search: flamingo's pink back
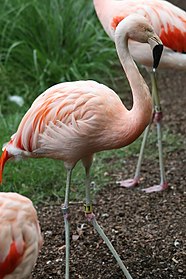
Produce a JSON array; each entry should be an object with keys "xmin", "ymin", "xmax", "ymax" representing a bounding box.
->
[
  {"xmin": 0, "ymin": 192, "xmax": 42, "ymax": 279},
  {"xmin": 93, "ymin": 0, "xmax": 186, "ymax": 67},
  {"xmin": 4, "ymin": 81, "xmax": 133, "ymax": 166}
]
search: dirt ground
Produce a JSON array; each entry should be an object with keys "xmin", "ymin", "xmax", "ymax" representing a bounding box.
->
[{"xmin": 32, "ymin": 1, "xmax": 186, "ymax": 278}]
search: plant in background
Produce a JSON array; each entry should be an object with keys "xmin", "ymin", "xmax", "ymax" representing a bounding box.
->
[{"xmin": 0, "ymin": 0, "xmax": 121, "ymax": 112}]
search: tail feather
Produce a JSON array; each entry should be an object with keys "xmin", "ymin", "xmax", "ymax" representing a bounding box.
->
[{"xmin": 0, "ymin": 149, "xmax": 9, "ymax": 184}]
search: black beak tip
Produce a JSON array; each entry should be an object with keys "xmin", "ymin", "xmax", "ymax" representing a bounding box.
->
[{"xmin": 153, "ymin": 44, "xmax": 163, "ymax": 69}]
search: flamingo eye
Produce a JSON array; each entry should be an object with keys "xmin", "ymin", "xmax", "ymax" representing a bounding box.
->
[{"xmin": 146, "ymin": 27, "xmax": 153, "ymax": 33}]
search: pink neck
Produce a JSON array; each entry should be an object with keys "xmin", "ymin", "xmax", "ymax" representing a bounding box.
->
[{"xmin": 114, "ymin": 19, "xmax": 153, "ymax": 145}]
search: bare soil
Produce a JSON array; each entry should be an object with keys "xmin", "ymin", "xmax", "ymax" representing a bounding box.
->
[{"xmin": 32, "ymin": 1, "xmax": 186, "ymax": 278}]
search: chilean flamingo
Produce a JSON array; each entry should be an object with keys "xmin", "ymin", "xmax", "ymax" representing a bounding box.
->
[
  {"xmin": 93, "ymin": 0, "xmax": 186, "ymax": 193},
  {"xmin": 0, "ymin": 192, "xmax": 42, "ymax": 279},
  {"xmin": 0, "ymin": 15, "xmax": 163, "ymax": 279}
]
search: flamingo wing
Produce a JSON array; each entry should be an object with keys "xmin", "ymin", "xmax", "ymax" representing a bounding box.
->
[
  {"xmin": 0, "ymin": 242, "xmax": 25, "ymax": 278},
  {"xmin": 100, "ymin": 0, "xmax": 186, "ymax": 53},
  {"xmin": 6, "ymin": 81, "xmax": 123, "ymax": 163},
  {"xmin": 10, "ymin": 81, "xmax": 97, "ymax": 153}
]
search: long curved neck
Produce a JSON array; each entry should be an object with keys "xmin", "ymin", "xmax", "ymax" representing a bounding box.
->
[{"xmin": 115, "ymin": 21, "xmax": 153, "ymax": 143}]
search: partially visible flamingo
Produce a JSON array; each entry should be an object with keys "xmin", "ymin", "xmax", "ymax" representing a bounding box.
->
[
  {"xmin": 0, "ymin": 15, "xmax": 163, "ymax": 279},
  {"xmin": 93, "ymin": 0, "xmax": 186, "ymax": 193},
  {"xmin": 0, "ymin": 192, "xmax": 42, "ymax": 279}
]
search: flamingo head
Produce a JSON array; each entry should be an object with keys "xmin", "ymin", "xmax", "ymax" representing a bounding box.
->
[{"xmin": 115, "ymin": 14, "xmax": 164, "ymax": 69}]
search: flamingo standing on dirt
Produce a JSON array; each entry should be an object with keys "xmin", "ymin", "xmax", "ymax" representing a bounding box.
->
[
  {"xmin": 93, "ymin": 0, "xmax": 186, "ymax": 193},
  {"xmin": 0, "ymin": 15, "xmax": 163, "ymax": 279},
  {"xmin": 0, "ymin": 192, "xmax": 42, "ymax": 279}
]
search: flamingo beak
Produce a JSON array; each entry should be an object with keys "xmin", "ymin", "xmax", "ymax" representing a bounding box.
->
[
  {"xmin": 0, "ymin": 149, "xmax": 9, "ymax": 184},
  {"xmin": 148, "ymin": 36, "xmax": 163, "ymax": 70}
]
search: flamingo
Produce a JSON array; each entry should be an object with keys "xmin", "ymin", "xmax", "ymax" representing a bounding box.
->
[
  {"xmin": 0, "ymin": 192, "xmax": 42, "ymax": 279},
  {"xmin": 0, "ymin": 15, "xmax": 163, "ymax": 279},
  {"xmin": 93, "ymin": 0, "xmax": 186, "ymax": 193}
]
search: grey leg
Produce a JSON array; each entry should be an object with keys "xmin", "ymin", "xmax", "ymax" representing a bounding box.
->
[
  {"xmin": 62, "ymin": 168, "xmax": 72, "ymax": 279},
  {"xmin": 84, "ymin": 166, "xmax": 133, "ymax": 279},
  {"xmin": 119, "ymin": 122, "xmax": 152, "ymax": 188},
  {"xmin": 119, "ymin": 71, "xmax": 168, "ymax": 192},
  {"xmin": 142, "ymin": 71, "xmax": 168, "ymax": 192}
]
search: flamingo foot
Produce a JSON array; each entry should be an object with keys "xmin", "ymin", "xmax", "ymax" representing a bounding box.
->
[
  {"xmin": 118, "ymin": 176, "xmax": 140, "ymax": 188},
  {"xmin": 142, "ymin": 182, "xmax": 168, "ymax": 193},
  {"xmin": 85, "ymin": 212, "xmax": 95, "ymax": 222}
]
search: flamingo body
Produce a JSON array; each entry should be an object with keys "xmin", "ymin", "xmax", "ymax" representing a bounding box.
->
[
  {"xmin": 0, "ymin": 192, "xmax": 42, "ymax": 279},
  {"xmin": 93, "ymin": 0, "xmax": 186, "ymax": 68},
  {"xmin": 0, "ymin": 79, "xmax": 152, "ymax": 172}
]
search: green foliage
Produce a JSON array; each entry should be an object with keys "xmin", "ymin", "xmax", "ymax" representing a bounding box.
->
[{"xmin": 0, "ymin": 0, "xmax": 121, "ymax": 112}]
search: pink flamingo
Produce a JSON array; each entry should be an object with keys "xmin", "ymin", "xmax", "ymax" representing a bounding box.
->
[
  {"xmin": 0, "ymin": 192, "xmax": 42, "ymax": 279},
  {"xmin": 93, "ymin": 0, "xmax": 186, "ymax": 193},
  {"xmin": 0, "ymin": 15, "xmax": 163, "ymax": 279}
]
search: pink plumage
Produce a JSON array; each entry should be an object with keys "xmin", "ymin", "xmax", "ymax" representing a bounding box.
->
[
  {"xmin": 0, "ymin": 192, "xmax": 42, "ymax": 279},
  {"xmin": 0, "ymin": 79, "xmax": 152, "ymax": 174},
  {"xmin": 93, "ymin": 0, "xmax": 186, "ymax": 68}
]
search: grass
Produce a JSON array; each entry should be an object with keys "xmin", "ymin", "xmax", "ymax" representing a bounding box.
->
[{"xmin": 0, "ymin": 0, "xmax": 122, "ymax": 113}]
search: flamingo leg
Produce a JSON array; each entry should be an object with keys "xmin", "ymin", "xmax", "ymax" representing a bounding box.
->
[
  {"xmin": 119, "ymin": 71, "xmax": 168, "ymax": 192},
  {"xmin": 142, "ymin": 71, "xmax": 168, "ymax": 192},
  {"xmin": 119, "ymin": 122, "xmax": 152, "ymax": 188},
  {"xmin": 61, "ymin": 168, "xmax": 72, "ymax": 279},
  {"xmin": 91, "ymin": 218, "xmax": 133, "ymax": 279},
  {"xmin": 84, "ymin": 168, "xmax": 133, "ymax": 279}
]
